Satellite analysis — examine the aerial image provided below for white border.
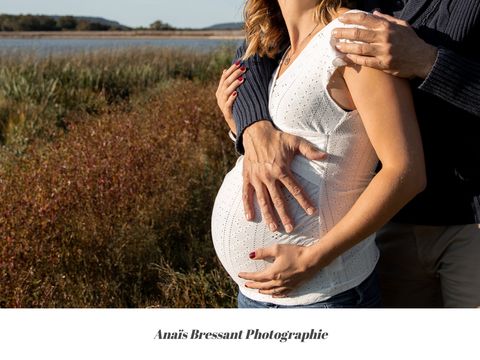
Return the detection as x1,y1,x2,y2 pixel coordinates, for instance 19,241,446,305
0,309,478,360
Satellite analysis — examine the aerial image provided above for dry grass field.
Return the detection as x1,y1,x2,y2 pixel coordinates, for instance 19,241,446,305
0,46,239,308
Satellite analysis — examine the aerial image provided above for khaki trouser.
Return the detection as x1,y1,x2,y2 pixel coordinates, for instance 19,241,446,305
376,222,480,308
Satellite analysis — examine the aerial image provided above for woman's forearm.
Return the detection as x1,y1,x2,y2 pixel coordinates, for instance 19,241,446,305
307,62,427,272
307,165,426,271
225,117,237,135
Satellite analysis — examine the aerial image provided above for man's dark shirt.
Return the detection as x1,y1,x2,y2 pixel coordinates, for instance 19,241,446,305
232,0,480,225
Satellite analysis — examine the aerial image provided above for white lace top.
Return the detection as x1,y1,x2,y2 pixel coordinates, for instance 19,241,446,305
211,11,380,306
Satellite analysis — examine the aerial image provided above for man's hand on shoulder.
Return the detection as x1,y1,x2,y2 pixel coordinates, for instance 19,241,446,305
332,10,438,79
242,121,326,233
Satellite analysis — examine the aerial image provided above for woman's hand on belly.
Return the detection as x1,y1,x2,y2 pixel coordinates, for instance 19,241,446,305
237,243,320,298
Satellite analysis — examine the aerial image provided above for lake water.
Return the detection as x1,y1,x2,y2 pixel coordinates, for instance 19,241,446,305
0,38,242,56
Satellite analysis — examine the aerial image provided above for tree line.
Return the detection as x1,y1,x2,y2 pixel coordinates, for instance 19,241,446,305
0,14,176,31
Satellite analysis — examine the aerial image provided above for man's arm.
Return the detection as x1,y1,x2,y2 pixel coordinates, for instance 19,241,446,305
419,47,480,116
333,11,480,116
231,42,278,154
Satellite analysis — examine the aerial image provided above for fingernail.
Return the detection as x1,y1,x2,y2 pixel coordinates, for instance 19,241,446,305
240,66,246,72
238,77,244,82
285,224,293,233
332,30,338,37
269,223,277,232
234,60,241,66
338,15,345,21
249,252,256,259
307,207,316,216
245,212,252,220
335,44,342,50
233,91,237,96
245,284,250,288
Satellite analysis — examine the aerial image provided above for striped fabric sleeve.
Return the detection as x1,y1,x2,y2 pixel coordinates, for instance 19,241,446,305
419,47,480,117
232,42,279,154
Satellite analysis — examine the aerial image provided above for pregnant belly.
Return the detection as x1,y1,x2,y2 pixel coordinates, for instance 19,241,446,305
211,156,379,305
211,156,330,289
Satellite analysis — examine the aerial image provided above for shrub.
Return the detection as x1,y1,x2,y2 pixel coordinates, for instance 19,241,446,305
0,80,237,307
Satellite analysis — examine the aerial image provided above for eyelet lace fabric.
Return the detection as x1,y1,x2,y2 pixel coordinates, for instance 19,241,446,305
211,11,380,306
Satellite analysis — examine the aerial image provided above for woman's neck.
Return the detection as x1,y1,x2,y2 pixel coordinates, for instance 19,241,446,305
277,1,350,52
277,0,320,51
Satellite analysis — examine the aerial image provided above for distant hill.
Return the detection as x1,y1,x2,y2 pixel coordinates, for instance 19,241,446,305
204,22,243,30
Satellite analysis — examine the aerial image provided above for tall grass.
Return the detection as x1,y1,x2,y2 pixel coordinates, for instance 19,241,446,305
0,46,234,151
0,47,239,307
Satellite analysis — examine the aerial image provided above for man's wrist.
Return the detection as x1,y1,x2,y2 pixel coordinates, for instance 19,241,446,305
243,120,276,152
243,119,274,139
235,119,274,155
417,43,439,79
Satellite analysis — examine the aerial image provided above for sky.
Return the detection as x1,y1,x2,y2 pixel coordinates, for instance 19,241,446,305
0,0,246,28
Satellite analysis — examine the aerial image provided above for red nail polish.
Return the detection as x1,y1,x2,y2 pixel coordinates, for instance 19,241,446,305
249,252,256,259
238,77,244,82
240,66,246,71
232,91,237,96
234,60,241,66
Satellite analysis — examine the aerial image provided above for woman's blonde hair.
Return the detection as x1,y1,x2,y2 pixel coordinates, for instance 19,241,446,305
243,0,356,59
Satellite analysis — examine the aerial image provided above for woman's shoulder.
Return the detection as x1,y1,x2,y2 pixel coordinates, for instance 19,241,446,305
326,9,369,31
308,10,368,70
316,9,369,52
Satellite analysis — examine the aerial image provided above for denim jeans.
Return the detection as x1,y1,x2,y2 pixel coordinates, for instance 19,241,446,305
237,270,382,308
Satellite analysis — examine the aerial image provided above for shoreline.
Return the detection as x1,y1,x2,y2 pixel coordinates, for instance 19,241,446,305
0,30,245,40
